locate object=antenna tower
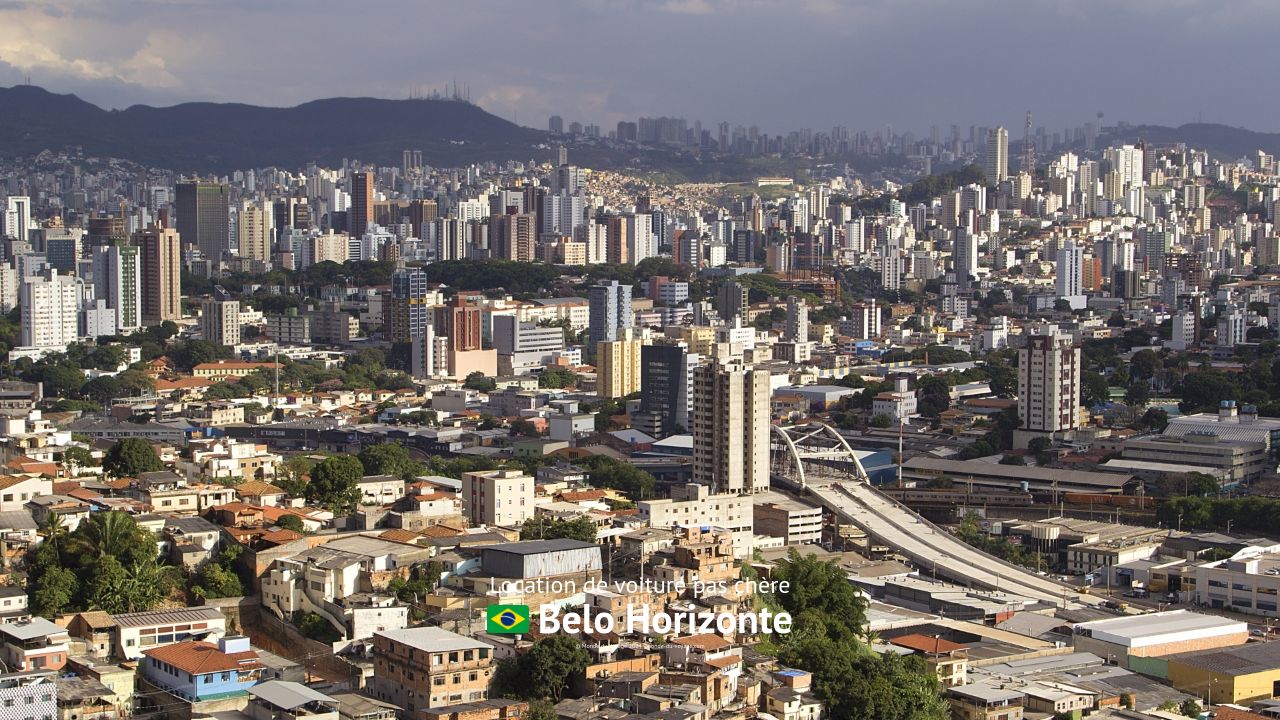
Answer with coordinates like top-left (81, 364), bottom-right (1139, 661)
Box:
top-left (1021, 110), bottom-right (1035, 174)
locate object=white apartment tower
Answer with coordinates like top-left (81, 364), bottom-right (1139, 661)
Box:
top-left (1055, 241), bottom-right (1085, 299)
top-left (985, 127), bottom-right (1009, 184)
top-left (20, 270), bottom-right (80, 348)
top-left (237, 201), bottom-right (273, 264)
top-left (92, 244), bottom-right (142, 332)
top-left (461, 469), bottom-right (533, 527)
top-left (4, 197), bottom-right (31, 242)
top-left (783, 296), bottom-right (809, 342)
top-left (693, 361), bottom-right (770, 494)
top-left (1017, 327), bottom-right (1082, 439)
top-left (200, 288), bottom-right (241, 347)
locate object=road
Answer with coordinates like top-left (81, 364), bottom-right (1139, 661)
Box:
top-left (808, 480), bottom-right (1104, 609)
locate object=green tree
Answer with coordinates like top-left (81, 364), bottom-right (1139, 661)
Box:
top-left (1081, 371), bottom-right (1110, 408)
top-left (520, 516), bottom-right (598, 543)
top-left (61, 446), bottom-right (96, 475)
top-left (869, 414), bottom-right (891, 428)
top-left (463, 372), bottom-right (497, 392)
top-left (1179, 699), bottom-right (1201, 717)
top-left (1124, 382), bottom-right (1152, 407)
top-left (494, 636), bottom-right (589, 702)
top-left (510, 419), bottom-right (541, 437)
top-left (307, 455), bottom-right (364, 513)
top-left (275, 456), bottom-right (316, 497)
top-left (29, 562), bottom-right (77, 617)
top-left (80, 375), bottom-right (122, 404)
top-left (73, 511), bottom-right (155, 564)
top-left (102, 438), bottom-right (165, 478)
top-left (277, 514), bottom-right (306, 533)
top-left (192, 563), bottom-right (245, 599)
top-left (358, 443), bottom-right (413, 477)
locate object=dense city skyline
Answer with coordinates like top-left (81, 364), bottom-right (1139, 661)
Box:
top-left (2, 0), bottom-right (1278, 134)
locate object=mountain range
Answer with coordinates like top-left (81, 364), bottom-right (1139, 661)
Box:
top-left (3, 85), bottom-right (1280, 175)
top-left (0, 85), bottom-right (552, 172)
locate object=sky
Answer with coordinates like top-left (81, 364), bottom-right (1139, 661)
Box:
top-left (1, 0), bottom-right (1277, 136)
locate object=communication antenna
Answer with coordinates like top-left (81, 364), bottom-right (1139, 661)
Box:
top-left (1021, 110), bottom-right (1036, 174)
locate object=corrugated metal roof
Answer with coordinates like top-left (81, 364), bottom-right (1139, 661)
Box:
top-left (111, 606), bottom-right (225, 629)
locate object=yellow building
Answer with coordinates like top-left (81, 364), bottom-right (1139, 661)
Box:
top-left (597, 330), bottom-right (642, 399)
top-left (1166, 642), bottom-right (1280, 704)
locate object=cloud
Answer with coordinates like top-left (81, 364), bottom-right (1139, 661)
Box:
top-left (0, 0), bottom-right (1275, 134)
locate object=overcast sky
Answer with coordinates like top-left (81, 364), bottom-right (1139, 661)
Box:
top-left (1, 0), bottom-right (1276, 135)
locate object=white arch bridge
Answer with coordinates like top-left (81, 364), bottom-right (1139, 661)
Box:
top-left (769, 422), bottom-right (1099, 608)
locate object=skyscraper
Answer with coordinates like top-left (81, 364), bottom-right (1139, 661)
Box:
top-left (715, 281), bottom-right (748, 323)
top-left (954, 227), bottom-right (978, 287)
top-left (134, 225), bottom-right (182, 326)
top-left (490, 211), bottom-right (537, 262)
top-left (386, 268), bottom-right (432, 343)
top-left (3, 196), bottom-right (31, 242)
top-left (19, 270), bottom-right (80, 348)
top-left (92, 244), bottom-right (142, 333)
top-left (597, 328), bottom-right (643, 399)
top-left (588, 281), bottom-right (632, 348)
top-left (200, 286), bottom-right (241, 347)
top-left (985, 126), bottom-right (1009, 184)
top-left (433, 296), bottom-right (483, 352)
top-left (636, 343), bottom-right (700, 438)
top-left (693, 361), bottom-right (770, 494)
top-left (1017, 327), bottom-right (1081, 443)
top-left (175, 181), bottom-right (230, 262)
top-left (237, 200), bottom-right (273, 264)
top-left (350, 172), bottom-right (374, 238)
top-left (783, 296), bottom-right (809, 342)
top-left (1055, 241), bottom-right (1084, 300)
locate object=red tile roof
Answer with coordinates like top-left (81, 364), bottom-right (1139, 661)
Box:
top-left (143, 640), bottom-right (262, 675)
top-left (889, 633), bottom-right (965, 654)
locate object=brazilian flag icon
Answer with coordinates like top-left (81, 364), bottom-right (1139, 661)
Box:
top-left (487, 604), bottom-right (530, 634)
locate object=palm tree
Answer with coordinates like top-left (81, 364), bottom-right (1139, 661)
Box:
top-left (121, 557), bottom-right (182, 612)
top-left (39, 513), bottom-right (68, 561)
top-left (72, 511), bottom-right (142, 561)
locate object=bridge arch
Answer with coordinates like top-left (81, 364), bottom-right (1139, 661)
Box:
top-left (770, 422), bottom-right (871, 490)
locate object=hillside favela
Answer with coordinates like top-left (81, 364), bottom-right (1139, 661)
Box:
top-left (8, 3), bottom-right (1280, 720)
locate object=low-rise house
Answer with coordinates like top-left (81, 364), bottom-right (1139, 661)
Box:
top-left (0, 477), bottom-right (52, 513)
top-left (111, 606), bottom-right (228, 660)
top-left (0, 618), bottom-right (70, 671)
top-left (947, 682), bottom-right (1024, 720)
top-left (141, 636), bottom-right (264, 704)
top-left (246, 680), bottom-right (340, 720)
top-left (237, 480), bottom-right (288, 507)
top-left (55, 676), bottom-right (116, 720)
top-left (764, 669), bottom-right (823, 720)
top-left (357, 475), bottom-right (407, 506)
top-left (0, 586), bottom-right (30, 622)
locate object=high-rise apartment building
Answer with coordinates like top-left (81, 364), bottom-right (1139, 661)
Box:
top-left (19, 270), bottom-right (80, 348)
top-left (490, 211), bottom-right (537, 262)
top-left (461, 469), bottom-right (533, 527)
top-left (92, 244), bottom-right (141, 332)
top-left (175, 181), bottom-right (230, 262)
top-left (1056, 241), bottom-right (1085, 300)
top-left (237, 201), bottom-right (273, 263)
top-left (386, 269), bottom-right (432, 343)
top-left (200, 287), bottom-right (240, 347)
top-left (985, 127), bottom-right (1009, 184)
top-left (635, 343), bottom-right (700, 439)
top-left (588, 281), bottom-right (632, 348)
top-left (3, 196), bottom-right (32, 242)
top-left (134, 225), bottom-right (182, 326)
top-left (605, 216), bottom-right (629, 265)
top-left (433, 296), bottom-right (482, 352)
top-left (597, 328), bottom-right (643, 399)
top-left (350, 172), bottom-right (374, 238)
top-left (693, 361), bottom-right (770, 494)
top-left (715, 281), bottom-right (748, 323)
top-left (783, 296), bottom-right (809, 342)
top-left (1017, 327), bottom-right (1082, 442)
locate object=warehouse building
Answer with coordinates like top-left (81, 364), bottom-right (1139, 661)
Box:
top-left (1071, 610), bottom-right (1248, 671)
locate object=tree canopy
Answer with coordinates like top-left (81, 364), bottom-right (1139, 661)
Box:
top-left (102, 438), bottom-right (165, 478)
